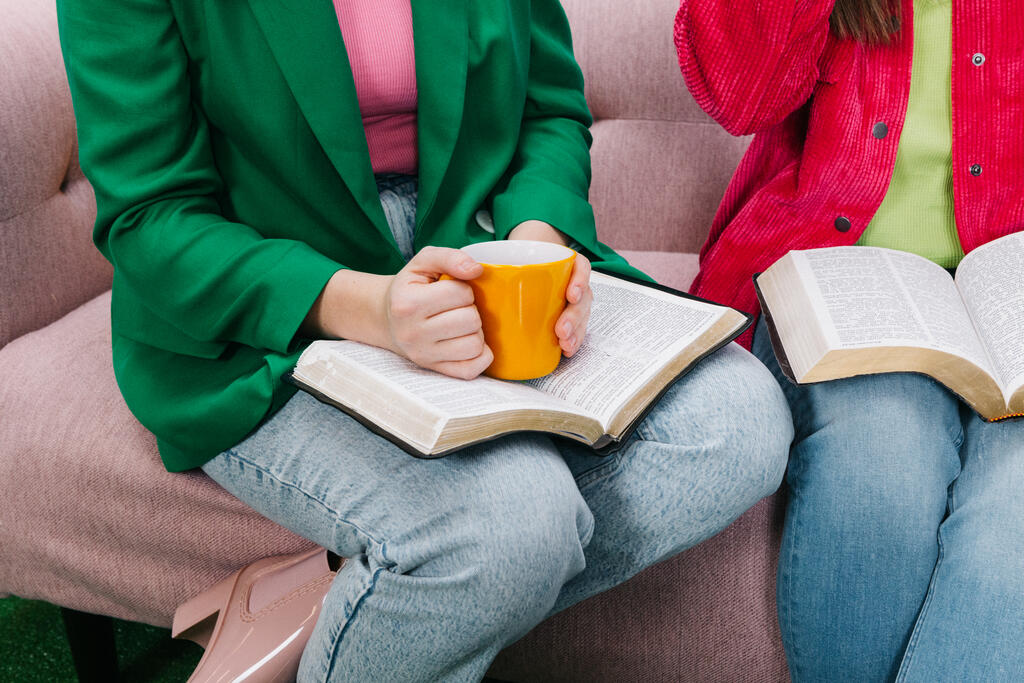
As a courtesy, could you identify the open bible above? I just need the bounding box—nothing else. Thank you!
[754,231,1024,421]
[289,272,750,457]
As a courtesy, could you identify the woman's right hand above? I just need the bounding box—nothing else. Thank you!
[384,247,493,380]
[305,247,492,380]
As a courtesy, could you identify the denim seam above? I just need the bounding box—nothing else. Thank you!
[780,517,803,680]
[951,421,966,452]
[578,518,595,548]
[894,437,962,683]
[377,541,398,571]
[778,459,805,681]
[321,562,388,682]
[893,526,947,682]
[220,447,387,548]
[572,451,625,490]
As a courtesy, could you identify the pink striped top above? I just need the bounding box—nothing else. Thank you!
[333,0,418,175]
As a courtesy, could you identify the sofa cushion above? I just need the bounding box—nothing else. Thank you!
[1,253,785,681]
[562,0,750,255]
[0,250,695,623]
[0,292,313,625]
[0,0,111,348]
[618,249,699,292]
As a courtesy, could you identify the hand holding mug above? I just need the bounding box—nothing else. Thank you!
[385,246,494,380]
[459,240,578,380]
[506,219,591,359]
[554,252,592,358]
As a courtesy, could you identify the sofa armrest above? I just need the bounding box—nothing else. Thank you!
[0,0,111,349]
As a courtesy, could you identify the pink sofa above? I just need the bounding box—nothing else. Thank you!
[0,0,788,679]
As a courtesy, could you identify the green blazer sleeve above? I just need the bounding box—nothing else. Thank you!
[57,0,342,356]
[490,0,594,241]
[487,0,649,282]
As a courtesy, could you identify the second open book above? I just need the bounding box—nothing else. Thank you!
[755,231,1024,421]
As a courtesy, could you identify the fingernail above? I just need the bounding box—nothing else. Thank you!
[570,285,582,301]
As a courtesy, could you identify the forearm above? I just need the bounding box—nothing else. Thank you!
[301,269,395,349]
[305,248,492,380]
[507,220,571,246]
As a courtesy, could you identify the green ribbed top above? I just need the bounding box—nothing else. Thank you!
[858,0,963,268]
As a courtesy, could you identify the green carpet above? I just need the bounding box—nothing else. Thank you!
[0,596,202,682]
[1,596,518,682]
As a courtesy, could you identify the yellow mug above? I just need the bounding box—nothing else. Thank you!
[459,240,576,380]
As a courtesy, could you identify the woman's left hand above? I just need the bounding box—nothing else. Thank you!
[508,220,593,358]
[555,253,592,357]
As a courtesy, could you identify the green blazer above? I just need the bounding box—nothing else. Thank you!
[58,0,645,471]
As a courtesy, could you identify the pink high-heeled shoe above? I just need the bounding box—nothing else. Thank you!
[172,547,340,683]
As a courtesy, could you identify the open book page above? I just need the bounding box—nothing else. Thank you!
[296,341,585,447]
[523,272,729,427]
[793,247,995,376]
[955,231,1024,402]
[295,272,743,452]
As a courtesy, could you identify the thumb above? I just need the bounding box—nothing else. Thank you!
[408,246,483,281]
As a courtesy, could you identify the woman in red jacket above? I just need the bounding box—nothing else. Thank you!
[677,0,1024,680]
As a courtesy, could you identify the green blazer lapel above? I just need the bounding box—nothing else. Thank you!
[412,0,468,230]
[246,0,388,233]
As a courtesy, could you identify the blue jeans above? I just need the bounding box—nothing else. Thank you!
[200,178,793,682]
[752,317,1024,682]
[375,174,417,261]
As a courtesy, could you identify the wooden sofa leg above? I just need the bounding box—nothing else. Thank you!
[60,607,119,682]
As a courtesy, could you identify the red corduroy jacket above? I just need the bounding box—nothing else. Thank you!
[675,0,1024,347]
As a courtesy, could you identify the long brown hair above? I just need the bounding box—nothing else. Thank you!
[830,0,902,43]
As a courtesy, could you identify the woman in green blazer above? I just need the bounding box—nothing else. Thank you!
[58,0,792,679]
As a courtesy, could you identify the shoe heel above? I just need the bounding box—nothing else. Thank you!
[172,573,235,648]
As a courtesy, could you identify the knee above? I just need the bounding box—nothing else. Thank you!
[792,420,956,514]
[949,490,1024,580]
[459,498,590,640]
[689,345,793,502]
[416,461,593,638]
[734,354,793,497]
[787,444,953,552]
[786,376,961,520]
[797,373,961,459]
[627,345,792,536]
